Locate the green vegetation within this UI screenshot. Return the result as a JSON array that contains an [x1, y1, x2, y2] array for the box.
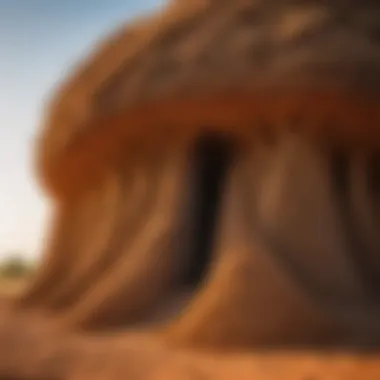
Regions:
[[0, 253, 35, 279]]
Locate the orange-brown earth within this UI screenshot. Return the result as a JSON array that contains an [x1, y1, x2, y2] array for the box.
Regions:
[[2, 0, 380, 378], [0, 296, 379, 380]]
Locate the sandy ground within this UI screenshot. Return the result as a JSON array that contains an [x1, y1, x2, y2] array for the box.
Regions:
[[1, 316, 380, 380], [68, 334, 380, 380], [0, 282, 379, 380]]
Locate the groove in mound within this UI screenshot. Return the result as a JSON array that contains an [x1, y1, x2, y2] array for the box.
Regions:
[[184, 133, 235, 289]]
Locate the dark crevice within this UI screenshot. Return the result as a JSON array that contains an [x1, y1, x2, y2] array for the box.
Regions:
[[330, 148, 349, 195], [368, 153, 380, 198], [330, 148, 380, 298], [184, 133, 235, 288]]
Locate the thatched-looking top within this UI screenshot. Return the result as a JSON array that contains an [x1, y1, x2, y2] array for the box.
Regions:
[[37, 0, 380, 197]]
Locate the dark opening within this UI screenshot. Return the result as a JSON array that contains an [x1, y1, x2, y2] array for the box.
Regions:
[[330, 148, 380, 296], [185, 133, 235, 287]]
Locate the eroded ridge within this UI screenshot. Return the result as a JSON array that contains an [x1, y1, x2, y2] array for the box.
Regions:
[[37, 0, 380, 199], [11, 131, 380, 349]]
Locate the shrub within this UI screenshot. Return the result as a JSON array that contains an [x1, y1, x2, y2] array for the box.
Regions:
[[0, 254, 33, 279]]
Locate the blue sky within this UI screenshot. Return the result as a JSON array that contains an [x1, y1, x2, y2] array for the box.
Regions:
[[0, 0, 164, 260]]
